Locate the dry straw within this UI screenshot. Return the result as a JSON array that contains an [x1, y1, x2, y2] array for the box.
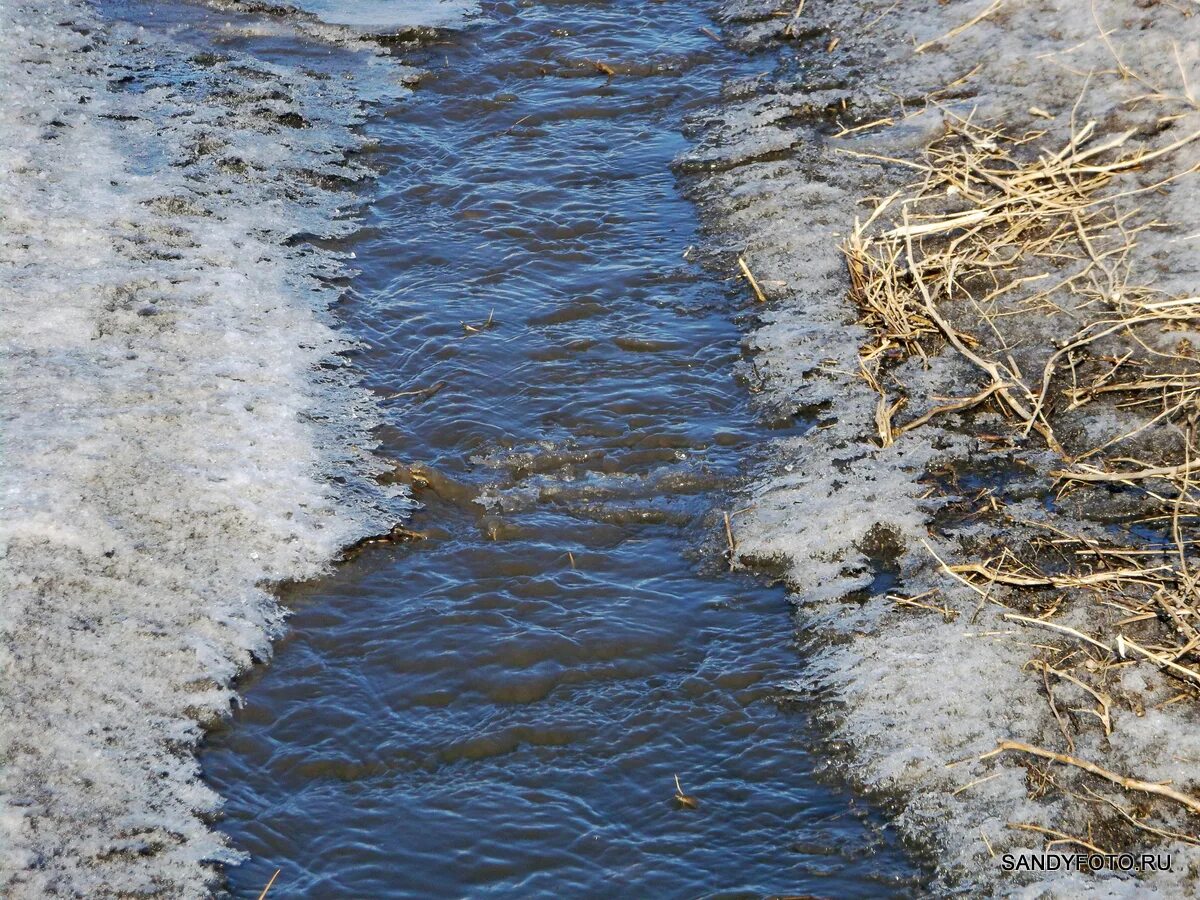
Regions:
[[844, 112, 1200, 452], [841, 102, 1200, 840]]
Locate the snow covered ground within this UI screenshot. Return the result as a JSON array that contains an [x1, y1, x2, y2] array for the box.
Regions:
[[0, 1, 407, 893]]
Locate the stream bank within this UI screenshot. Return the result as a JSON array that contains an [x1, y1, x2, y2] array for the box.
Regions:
[[704, 0, 1200, 894]]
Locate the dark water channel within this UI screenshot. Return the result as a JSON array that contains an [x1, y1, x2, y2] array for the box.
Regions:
[[137, 1, 929, 895]]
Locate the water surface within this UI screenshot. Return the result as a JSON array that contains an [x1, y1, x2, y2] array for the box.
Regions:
[[171, 1, 927, 895]]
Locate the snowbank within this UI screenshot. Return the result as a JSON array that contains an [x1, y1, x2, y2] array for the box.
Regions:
[[0, 0, 406, 893]]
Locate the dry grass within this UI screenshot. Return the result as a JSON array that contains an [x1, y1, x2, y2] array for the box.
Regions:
[[844, 111, 1200, 454], [841, 102, 1200, 840], [938, 510, 1200, 697]]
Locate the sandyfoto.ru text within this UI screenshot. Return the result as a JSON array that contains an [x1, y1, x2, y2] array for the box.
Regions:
[[1000, 852, 1173, 874]]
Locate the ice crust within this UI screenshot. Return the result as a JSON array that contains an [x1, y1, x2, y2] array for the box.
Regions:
[[697, 0, 1200, 894], [204, 0, 479, 42], [0, 0, 407, 894]]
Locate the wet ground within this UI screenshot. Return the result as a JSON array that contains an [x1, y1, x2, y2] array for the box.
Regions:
[[109, 0, 927, 895]]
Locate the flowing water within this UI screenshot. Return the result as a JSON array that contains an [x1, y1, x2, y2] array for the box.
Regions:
[[110, 0, 928, 895]]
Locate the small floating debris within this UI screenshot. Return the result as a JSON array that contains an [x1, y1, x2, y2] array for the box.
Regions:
[[673, 774, 699, 810], [461, 308, 495, 334], [340, 523, 430, 561], [722, 510, 736, 571], [385, 379, 448, 402]]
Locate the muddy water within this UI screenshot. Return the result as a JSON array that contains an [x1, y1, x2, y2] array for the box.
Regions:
[[188, 1, 923, 896]]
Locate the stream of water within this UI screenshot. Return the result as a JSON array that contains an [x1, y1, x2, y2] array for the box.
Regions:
[[129, 0, 930, 895]]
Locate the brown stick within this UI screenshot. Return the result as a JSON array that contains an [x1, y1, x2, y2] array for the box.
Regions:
[[1041, 663, 1075, 753], [896, 383, 1003, 436], [955, 564, 1155, 589], [723, 511, 737, 570], [985, 740, 1200, 817], [738, 256, 768, 304], [257, 870, 281, 900], [1008, 822, 1106, 854], [1055, 459, 1200, 484]]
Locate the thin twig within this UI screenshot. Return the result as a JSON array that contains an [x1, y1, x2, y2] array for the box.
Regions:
[[984, 740, 1200, 816]]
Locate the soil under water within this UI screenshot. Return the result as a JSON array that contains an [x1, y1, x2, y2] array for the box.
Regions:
[[112, 0, 929, 895]]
